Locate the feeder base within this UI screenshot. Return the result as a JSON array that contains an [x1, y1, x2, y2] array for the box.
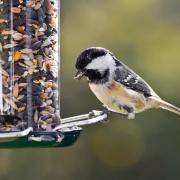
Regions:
[[0, 129, 81, 148]]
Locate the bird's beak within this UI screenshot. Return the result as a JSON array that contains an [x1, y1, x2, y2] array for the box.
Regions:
[[74, 71, 85, 80]]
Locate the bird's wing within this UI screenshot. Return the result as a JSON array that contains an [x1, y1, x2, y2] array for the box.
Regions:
[[114, 63, 154, 97]]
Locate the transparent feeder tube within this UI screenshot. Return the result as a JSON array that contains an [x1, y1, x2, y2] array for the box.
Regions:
[[0, 0, 60, 131]]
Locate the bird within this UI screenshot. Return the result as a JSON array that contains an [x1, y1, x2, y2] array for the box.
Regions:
[[74, 47, 180, 119]]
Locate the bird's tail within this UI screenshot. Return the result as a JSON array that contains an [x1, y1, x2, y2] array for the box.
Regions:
[[149, 96, 180, 116]]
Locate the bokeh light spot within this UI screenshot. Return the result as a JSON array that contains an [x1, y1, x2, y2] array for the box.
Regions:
[[91, 118, 145, 169]]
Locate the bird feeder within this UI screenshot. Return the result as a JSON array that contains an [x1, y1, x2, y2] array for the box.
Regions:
[[0, 0, 108, 148]]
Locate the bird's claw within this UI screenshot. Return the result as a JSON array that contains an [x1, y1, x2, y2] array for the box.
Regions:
[[88, 110, 109, 123], [127, 113, 135, 119]]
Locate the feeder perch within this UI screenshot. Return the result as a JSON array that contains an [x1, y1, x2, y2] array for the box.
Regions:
[[0, 111, 108, 148]]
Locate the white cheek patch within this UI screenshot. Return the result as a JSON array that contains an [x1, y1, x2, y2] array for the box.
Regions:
[[85, 54, 116, 73]]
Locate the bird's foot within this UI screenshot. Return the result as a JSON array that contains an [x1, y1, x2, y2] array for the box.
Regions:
[[127, 112, 135, 119], [99, 109, 111, 123], [123, 106, 135, 119], [88, 109, 109, 123], [92, 107, 114, 123]]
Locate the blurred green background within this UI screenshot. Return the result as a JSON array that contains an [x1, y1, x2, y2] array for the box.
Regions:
[[1, 0, 180, 179]]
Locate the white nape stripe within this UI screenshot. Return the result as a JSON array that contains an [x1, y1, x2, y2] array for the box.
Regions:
[[85, 53, 116, 74]]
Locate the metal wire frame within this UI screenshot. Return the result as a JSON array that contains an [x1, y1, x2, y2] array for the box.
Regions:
[[0, 110, 108, 139]]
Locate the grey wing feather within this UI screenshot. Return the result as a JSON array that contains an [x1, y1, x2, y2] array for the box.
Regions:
[[114, 62, 152, 97]]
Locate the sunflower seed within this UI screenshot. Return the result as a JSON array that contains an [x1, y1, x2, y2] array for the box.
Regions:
[[13, 83, 19, 98], [3, 44, 16, 49], [20, 48, 33, 54], [4, 97, 18, 110], [34, 2, 41, 10], [12, 32, 23, 41], [34, 110, 38, 123], [11, 7, 21, 13]]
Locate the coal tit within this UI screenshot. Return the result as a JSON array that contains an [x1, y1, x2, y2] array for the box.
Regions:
[[74, 47, 180, 119]]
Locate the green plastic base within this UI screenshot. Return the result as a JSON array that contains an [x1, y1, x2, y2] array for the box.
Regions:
[[0, 130, 81, 148]]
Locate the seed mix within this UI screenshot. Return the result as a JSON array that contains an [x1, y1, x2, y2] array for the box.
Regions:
[[0, 0, 60, 131]]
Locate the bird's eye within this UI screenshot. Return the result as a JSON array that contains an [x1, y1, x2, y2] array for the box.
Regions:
[[86, 55, 91, 60]]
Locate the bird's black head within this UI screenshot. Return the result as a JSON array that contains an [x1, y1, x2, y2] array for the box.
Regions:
[[75, 47, 115, 83]]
